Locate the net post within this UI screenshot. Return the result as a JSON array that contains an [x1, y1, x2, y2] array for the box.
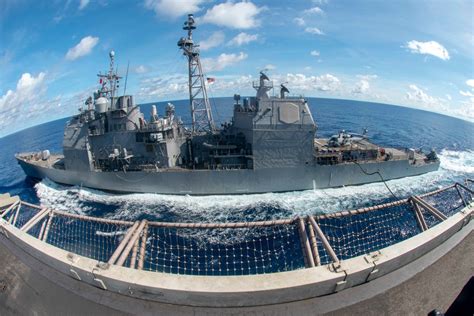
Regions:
[[108, 221, 140, 265], [412, 196, 447, 221], [20, 207, 51, 233], [458, 181, 474, 192], [137, 223, 148, 270], [129, 238, 139, 269], [307, 220, 321, 266], [409, 198, 428, 231], [1, 199, 20, 219], [116, 220, 148, 267], [455, 183, 473, 203], [297, 217, 315, 268], [308, 216, 339, 264], [8, 202, 21, 224], [41, 211, 55, 242], [11, 203, 21, 226], [38, 217, 47, 240]]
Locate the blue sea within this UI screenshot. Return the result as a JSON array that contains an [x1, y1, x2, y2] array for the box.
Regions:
[[0, 97, 473, 223]]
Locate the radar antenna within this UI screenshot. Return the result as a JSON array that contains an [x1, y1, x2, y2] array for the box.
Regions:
[[177, 14, 215, 134], [260, 71, 270, 81], [252, 71, 273, 99], [280, 83, 289, 99]]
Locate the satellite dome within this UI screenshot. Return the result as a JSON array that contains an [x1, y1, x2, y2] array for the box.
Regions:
[[95, 97, 109, 113], [109, 50, 115, 58]]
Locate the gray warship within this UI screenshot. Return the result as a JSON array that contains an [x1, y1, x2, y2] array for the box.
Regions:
[[16, 15, 440, 195]]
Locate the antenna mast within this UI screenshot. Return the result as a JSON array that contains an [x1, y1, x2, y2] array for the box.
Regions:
[[178, 14, 215, 134], [97, 50, 122, 100], [123, 60, 130, 96]]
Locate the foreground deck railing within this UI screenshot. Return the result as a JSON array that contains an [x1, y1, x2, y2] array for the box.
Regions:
[[0, 181, 473, 276]]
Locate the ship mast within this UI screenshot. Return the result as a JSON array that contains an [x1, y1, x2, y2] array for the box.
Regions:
[[97, 50, 122, 100], [178, 14, 215, 134]]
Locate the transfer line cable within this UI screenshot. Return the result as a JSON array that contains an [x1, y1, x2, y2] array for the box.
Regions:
[[354, 161, 399, 200]]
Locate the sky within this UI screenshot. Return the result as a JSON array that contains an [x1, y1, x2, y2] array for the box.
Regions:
[[0, 0, 473, 137]]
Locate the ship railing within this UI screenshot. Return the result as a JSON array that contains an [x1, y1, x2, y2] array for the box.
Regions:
[[0, 181, 472, 277]]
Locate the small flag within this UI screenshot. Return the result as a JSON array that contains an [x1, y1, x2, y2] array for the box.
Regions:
[[206, 77, 215, 84]]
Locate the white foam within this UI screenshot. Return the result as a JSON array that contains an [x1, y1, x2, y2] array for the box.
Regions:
[[439, 149, 474, 174], [95, 230, 127, 237], [35, 179, 89, 214], [35, 149, 473, 222]]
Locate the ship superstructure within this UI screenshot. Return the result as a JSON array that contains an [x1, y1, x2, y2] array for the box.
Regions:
[[16, 14, 440, 195]]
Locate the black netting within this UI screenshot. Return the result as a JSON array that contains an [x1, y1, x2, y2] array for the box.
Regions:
[[45, 215, 132, 262], [317, 203, 421, 261], [144, 224, 305, 275]]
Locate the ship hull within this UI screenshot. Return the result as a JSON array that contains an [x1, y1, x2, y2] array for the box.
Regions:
[[17, 156, 440, 195]]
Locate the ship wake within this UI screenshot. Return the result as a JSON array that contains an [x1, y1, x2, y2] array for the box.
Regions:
[[34, 149, 474, 223]]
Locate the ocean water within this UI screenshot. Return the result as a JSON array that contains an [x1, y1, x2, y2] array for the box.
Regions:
[[0, 97, 473, 223]]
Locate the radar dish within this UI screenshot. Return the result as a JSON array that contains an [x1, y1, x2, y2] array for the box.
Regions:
[[259, 71, 270, 81]]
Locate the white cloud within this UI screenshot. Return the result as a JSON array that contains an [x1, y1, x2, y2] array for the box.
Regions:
[[209, 75, 254, 92], [138, 74, 188, 98], [0, 72, 46, 133], [263, 64, 276, 70], [134, 65, 150, 74], [199, 31, 225, 51], [294, 17, 305, 26], [466, 79, 474, 89], [402, 84, 474, 122], [445, 94, 452, 101], [200, 1, 263, 29], [352, 80, 370, 94], [65, 36, 99, 61], [137, 72, 341, 103], [357, 74, 378, 80], [456, 103, 474, 121], [78, 0, 90, 10], [0, 85, 95, 136], [304, 6, 324, 14], [305, 27, 324, 35], [352, 75, 377, 94], [0, 72, 46, 113], [228, 32, 258, 46], [406, 84, 438, 104], [405, 40, 450, 61], [310, 50, 320, 57], [144, 0, 204, 18], [138, 74, 255, 101], [282, 73, 340, 92], [202, 52, 248, 72], [460, 90, 474, 97]]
